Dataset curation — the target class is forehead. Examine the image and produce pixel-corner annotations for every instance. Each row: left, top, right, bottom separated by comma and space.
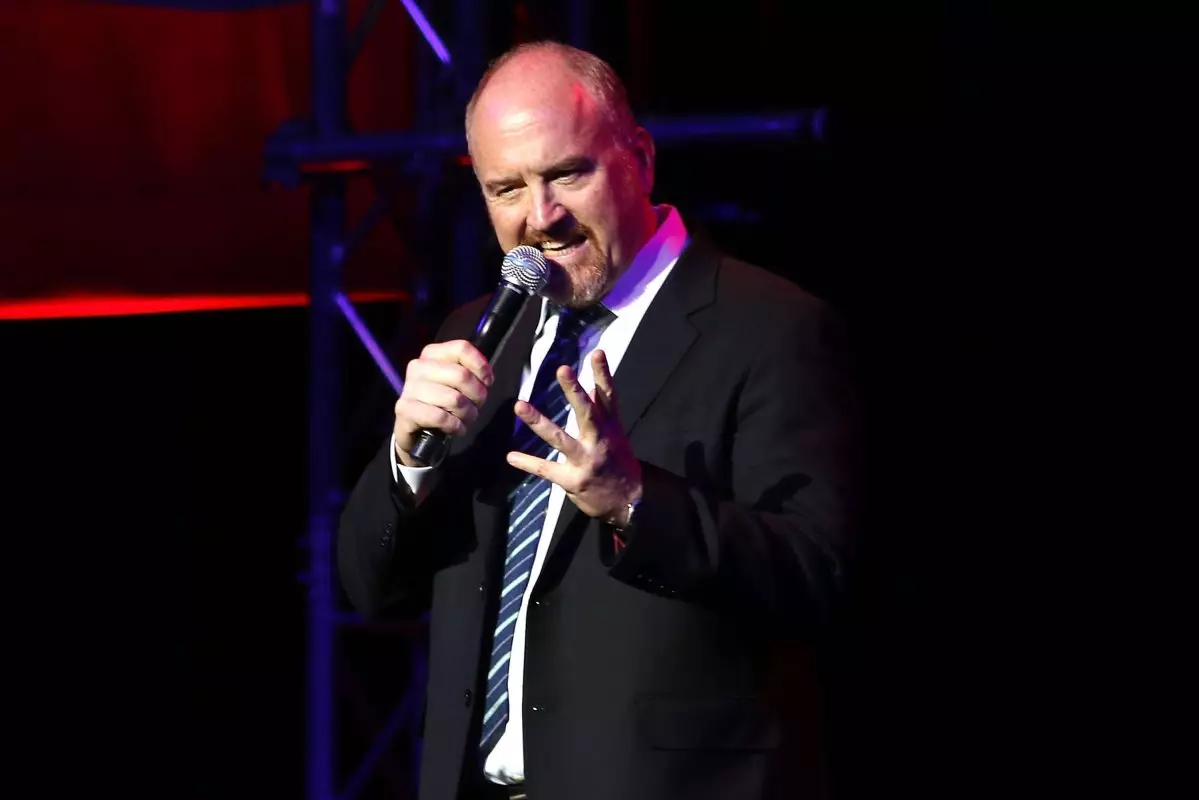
469, 74, 608, 173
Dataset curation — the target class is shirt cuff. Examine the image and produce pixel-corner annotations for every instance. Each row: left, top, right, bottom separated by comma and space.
391, 432, 439, 505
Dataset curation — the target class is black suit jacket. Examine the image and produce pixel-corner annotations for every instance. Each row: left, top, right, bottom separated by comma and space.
338, 236, 861, 800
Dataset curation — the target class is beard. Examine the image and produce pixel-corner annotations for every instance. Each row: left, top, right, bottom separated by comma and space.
523, 221, 611, 308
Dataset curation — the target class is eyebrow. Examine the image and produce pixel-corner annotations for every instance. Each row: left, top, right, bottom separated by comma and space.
484, 156, 595, 194
544, 156, 593, 176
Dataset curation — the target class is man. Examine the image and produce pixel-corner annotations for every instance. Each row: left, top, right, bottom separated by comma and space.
338, 41, 861, 800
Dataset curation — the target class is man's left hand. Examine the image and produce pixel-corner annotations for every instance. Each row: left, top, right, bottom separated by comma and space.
507, 350, 642, 526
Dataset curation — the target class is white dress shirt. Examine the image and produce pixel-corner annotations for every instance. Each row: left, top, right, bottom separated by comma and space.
389, 205, 689, 784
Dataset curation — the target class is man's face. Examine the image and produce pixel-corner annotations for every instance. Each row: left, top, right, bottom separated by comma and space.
468, 72, 654, 307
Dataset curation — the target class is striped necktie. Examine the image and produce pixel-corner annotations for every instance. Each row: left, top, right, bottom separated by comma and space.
479, 303, 611, 755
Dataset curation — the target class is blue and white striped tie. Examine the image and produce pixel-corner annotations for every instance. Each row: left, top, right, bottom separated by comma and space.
479, 304, 610, 755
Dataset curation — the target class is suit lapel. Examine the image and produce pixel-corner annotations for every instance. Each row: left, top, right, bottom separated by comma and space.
611, 284, 698, 439
539, 239, 721, 569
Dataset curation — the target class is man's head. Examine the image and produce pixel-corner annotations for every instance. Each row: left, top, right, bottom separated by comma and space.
465, 42, 658, 308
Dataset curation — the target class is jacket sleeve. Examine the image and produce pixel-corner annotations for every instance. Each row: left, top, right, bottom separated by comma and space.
337, 429, 485, 619
608, 298, 862, 631
335, 305, 485, 620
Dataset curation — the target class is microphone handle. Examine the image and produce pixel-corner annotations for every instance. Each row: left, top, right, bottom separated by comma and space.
408, 281, 531, 467
409, 427, 449, 466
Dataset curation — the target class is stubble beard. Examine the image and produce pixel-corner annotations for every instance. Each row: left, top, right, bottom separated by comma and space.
528, 228, 613, 309
558, 240, 610, 308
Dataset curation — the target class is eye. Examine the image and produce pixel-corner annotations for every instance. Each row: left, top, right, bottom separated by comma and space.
548, 161, 593, 184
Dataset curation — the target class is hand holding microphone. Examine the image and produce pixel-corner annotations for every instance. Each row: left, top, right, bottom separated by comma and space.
394, 245, 549, 468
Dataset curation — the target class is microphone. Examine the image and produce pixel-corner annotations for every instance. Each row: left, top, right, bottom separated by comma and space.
408, 245, 550, 466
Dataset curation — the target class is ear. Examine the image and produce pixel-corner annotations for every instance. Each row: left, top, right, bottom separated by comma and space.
631, 126, 656, 196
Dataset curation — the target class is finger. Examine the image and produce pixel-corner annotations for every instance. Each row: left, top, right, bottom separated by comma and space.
420, 339, 495, 387
405, 382, 479, 425
513, 399, 583, 461
590, 349, 618, 417
506, 451, 578, 491
556, 365, 598, 437
409, 360, 489, 408
394, 396, 467, 438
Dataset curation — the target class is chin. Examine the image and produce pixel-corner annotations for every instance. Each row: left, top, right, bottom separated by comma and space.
546, 289, 596, 310
566, 280, 609, 309
543, 261, 610, 309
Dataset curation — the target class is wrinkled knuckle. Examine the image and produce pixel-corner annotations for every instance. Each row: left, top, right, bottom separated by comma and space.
397, 396, 420, 419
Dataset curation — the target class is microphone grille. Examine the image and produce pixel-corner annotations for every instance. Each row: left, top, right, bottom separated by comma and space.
501, 245, 550, 294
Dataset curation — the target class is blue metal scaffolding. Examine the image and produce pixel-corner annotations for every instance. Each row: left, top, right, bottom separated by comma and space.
265, 2, 828, 797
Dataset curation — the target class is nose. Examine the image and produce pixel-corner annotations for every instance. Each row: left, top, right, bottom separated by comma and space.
528, 183, 565, 232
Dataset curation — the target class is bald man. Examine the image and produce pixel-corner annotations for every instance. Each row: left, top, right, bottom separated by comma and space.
338, 41, 861, 800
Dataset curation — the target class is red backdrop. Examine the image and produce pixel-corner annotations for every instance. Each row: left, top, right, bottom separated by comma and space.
0, 0, 418, 309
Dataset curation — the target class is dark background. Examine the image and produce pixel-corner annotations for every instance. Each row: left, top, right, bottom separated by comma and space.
3, 0, 1182, 796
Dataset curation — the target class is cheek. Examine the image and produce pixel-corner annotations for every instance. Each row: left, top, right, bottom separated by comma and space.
487, 208, 521, 247
572, 193, 616, 239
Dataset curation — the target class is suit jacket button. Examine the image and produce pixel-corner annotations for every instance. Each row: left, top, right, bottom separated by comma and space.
463, 690, 473, 707
530, 704, 544, 712
477, 583, 485, 593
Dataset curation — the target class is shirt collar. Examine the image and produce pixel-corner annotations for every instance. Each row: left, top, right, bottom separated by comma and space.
533, 204, 690, 336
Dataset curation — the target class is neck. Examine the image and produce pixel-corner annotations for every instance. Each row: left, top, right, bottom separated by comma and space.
608, 203, 662, 285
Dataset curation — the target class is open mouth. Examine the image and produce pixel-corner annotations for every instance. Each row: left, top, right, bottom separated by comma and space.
538, 233, 589, 260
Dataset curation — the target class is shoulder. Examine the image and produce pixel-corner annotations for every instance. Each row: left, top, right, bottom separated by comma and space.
433, 292, 494, 342
704, 252, 860, 406
714, 254, 825, 321
683, 239, 842, 346
672, 231, 827, 319
680, 243, 853, 365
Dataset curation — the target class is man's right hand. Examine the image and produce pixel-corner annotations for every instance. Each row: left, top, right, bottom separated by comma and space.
393, 340, 494, 468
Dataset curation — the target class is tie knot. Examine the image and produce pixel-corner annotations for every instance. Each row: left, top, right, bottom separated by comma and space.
553, 303, 611, 342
